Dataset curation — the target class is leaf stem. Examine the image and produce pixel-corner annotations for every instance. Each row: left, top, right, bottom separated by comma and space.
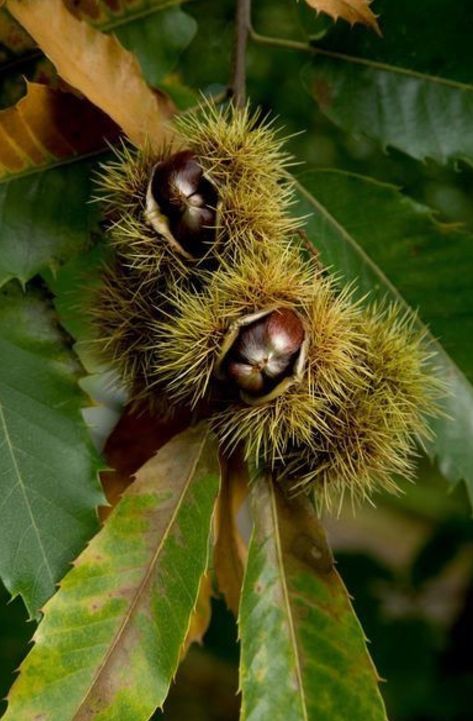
231, 0, 251, 107
249, 27, 313, 55
249, 27, 473, 91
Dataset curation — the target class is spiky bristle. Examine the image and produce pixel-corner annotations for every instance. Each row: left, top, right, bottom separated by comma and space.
154, 241, 316, 407
90, 262, 168, 405
91, 102, 442, 512
278, 302, 442, 511
211, 273, 368, 467
174, 102, 303, 253
94, 103, 302, 281
94, 140, 192, 279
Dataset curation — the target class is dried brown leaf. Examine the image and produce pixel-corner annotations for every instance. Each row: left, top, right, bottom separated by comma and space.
7, 0, 175, 151
0, 80, 119, 179
214, 449, 249, 615
100, 402, 192, 521
304, 0, 381, 34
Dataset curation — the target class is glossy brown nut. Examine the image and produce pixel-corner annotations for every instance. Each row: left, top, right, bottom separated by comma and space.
225, 308, 305, 398
146, 150, 218, 258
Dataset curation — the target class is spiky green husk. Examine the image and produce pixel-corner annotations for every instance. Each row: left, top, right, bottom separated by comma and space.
279, 304, 441, 511
173, 102, 301, 252
94, 140, 193, 279
92, 102, 441, 511
94, 103, 301, 280
91, 261, 183, 417
155, 241, 375, 483
92, 103, 305, 411
154, 241, 316, 408
210, 275, 367, 466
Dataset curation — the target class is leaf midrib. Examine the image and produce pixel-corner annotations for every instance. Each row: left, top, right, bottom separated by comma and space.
312, 45, 473, 91
293, 172, 471, 388
0, 0, 191, 186
71, 429, 208, 719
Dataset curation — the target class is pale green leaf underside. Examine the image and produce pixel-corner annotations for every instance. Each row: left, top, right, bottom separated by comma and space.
0, 282, 104, 617
3, 423, 220, 721
239, 475, 387, 721
293, 169, 473, 505
304, 55, 473, 165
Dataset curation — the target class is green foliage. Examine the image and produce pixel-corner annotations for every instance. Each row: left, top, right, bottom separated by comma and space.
0, 281, 104, 617
305, 0, 473, 165
3, 424, 220, 721
294, 169, 473, 504
239, 474, 387, 721
114, 5, 197, 89
0, 162, 99, 287
0, 0, 472, 718
0, 583, 32, 717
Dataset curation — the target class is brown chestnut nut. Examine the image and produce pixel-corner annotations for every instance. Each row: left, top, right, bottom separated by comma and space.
221, 308, 306, 404
146, 150, 218, 259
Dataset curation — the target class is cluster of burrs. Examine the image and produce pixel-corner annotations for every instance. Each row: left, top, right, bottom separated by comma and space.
93, 102, 440, 510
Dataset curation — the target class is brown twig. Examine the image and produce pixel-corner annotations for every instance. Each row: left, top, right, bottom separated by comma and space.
231, 0, 251, 107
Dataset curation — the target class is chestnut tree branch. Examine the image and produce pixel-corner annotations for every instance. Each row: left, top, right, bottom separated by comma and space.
231, 0, 251, 107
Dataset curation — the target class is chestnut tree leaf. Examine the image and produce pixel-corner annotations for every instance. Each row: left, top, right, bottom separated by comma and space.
0, 281, 104, 618
0, 1, 196, 287
6, 0, 175, 152
214, 450, 249, 615
293, 169, 473, 506
0, 159, 101, 287
0, 81, 119, 181
304, 0, 473, 165
0, 82, 117, 287
0, 2, 197, 109
3, 423, 220, 721
239, 473, 387, 721
304, 0, 380, 34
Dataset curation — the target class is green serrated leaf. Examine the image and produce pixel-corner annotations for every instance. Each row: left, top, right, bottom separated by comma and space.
239, 474, 387, 721
3, 423, 220, 721
304, 0, 473, 165
293, 169, 473, 505
0, 0, 194, 72
0, 2, 197, 287
0, 161, 99, 287
0, 281, 104, 617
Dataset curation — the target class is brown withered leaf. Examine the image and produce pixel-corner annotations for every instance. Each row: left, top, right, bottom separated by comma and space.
214, 448, 249, 615
100, 402, 192, 520
7, 0, 175, 151
0, 80, 119, 179
304, 0, 380, 34
0, 9, 35, 57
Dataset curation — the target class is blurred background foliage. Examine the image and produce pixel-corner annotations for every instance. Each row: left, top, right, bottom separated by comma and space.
0, 0, 472, 719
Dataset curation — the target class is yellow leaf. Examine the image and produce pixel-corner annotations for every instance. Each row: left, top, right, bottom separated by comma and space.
181, 572, 213, 658
304, 0, 381, 34
0, 80, 119, 179
214, 449, 249, 615
6, 0, 175, 152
